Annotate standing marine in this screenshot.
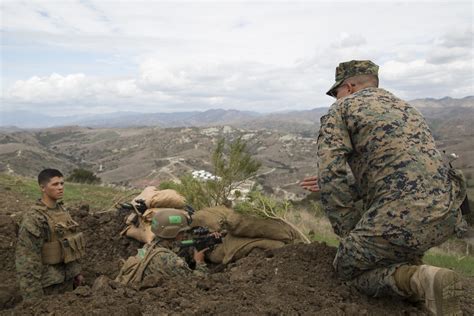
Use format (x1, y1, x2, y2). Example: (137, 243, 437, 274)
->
(302, 60, 467, 315)
(15, 168, 85, 301)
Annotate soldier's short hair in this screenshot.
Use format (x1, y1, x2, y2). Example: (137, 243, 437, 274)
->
(344, 74, 379, 87)
(38, 168, 63, 185)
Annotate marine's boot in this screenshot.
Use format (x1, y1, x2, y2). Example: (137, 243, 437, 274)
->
(394, 265, 463, 315)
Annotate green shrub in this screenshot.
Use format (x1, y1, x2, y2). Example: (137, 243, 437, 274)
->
(160, 137, 260, 209)
(67, 168, 101, 184)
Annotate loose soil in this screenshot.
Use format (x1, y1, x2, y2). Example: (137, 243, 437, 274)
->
(0, 187, 473, 316)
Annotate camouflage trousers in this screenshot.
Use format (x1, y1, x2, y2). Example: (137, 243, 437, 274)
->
(43, 280, 74, 296)
(333, 205, 461, 298)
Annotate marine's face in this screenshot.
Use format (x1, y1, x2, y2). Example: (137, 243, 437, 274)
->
(41, 176, 65, 201)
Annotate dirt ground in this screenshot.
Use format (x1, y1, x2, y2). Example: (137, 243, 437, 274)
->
(0, 187, 473, 316)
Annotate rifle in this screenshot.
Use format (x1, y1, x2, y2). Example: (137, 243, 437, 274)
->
(177, 231, 223, 269)
(116, 200, 197, 225)
(116, 199, 148, 226)
(180, 234, 223, 251)
(117, 199, 147, 214)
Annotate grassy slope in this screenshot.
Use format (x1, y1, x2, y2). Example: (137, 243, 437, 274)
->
(310, 230, 474, 277)
(0, 172, 137, 212)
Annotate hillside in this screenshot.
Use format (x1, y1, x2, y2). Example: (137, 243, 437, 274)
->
(0, 126, 320, 200)
(0, 96, 473, 199)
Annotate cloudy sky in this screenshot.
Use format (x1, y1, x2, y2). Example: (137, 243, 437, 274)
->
(1, 0, 473, 116)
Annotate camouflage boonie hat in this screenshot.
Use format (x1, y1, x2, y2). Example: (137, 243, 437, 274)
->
(326, 60, 379, 97)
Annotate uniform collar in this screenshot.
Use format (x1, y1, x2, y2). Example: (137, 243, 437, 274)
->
(36, 199, 63, 210)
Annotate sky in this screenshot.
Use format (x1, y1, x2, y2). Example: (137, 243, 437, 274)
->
(1, 0, 473, 116)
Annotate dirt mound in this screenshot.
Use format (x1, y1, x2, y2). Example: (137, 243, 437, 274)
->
(1, 206, 473, 315)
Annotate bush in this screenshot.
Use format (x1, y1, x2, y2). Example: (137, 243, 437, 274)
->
(67, 168, 101, 184)
(160, 137, 261, 209)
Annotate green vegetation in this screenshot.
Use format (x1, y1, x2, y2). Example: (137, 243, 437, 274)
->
(423, 252, 474, 277)
(309, 233, 474, 276)
(0, 172, 132, 211)
(160, 137, 261, 209)
(234, 191, 310, 243)
(310, 233, 340, 248)
(67, 168, 101, 184)
(160, 174, 214, 211)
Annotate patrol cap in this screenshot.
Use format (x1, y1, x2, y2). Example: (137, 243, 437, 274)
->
(326, 60, 379, 97)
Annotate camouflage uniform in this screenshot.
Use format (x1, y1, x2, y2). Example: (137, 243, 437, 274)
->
(317, 86, 466, 297)
(141, 240, 208, 279)
(15, 200, 81, 300)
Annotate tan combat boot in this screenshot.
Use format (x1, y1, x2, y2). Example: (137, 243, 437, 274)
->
(408, 265, 463, 315)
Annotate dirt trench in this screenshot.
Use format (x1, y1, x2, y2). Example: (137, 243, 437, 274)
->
(0, 199, 473, 315)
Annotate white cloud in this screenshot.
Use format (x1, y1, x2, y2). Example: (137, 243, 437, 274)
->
(1, 1, 473, 115)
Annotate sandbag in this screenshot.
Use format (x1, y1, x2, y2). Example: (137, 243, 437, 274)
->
(132, 186, 160, 208)
(122, 225, 155, 244)
(150, 189, 186, 209)
(133, 187, 186, 209)
(191, 206, 235, 232)
(121, 208, 160, 244)
(207, 243, 225, 264)
(224, 213, 299, 243)
(221, 234, 285, 264)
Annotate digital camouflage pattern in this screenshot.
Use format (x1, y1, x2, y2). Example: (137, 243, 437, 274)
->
(326, 60, 379, 96)
(15, 201, 81, 300)
(317, 87, 467, 297)
(140, 241, 208, 279)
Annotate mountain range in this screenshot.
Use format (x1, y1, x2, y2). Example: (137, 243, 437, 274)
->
(2, 96, 472, 130)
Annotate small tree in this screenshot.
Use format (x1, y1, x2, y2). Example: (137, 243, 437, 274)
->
(208, 137, 261, 206)
(160, 137, 261, 209)
(67, 168, 101, 184)
(160, 174, 213, 210)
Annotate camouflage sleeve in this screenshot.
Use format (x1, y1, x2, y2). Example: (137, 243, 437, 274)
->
(347, 168, 361, 202)
(146, 252, 208, 278)
(317, 105, 359, 237)
(65, 260, 82, 280)
(193, 262, 209, 277)
(15, 211, 47, 300)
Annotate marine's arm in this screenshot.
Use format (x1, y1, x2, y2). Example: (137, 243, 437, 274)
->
(15, 211, 47, 300)
(147, 251, 208, 278)
(317, 106, 359, 237)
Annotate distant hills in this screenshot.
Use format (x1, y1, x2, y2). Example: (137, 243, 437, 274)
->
(0, 95, 472, 198)
(1, 96, 472, 130)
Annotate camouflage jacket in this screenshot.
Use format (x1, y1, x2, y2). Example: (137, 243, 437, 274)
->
(317, 87, 466, 239)
(141, 240, 208, 280)
(15, 200, 81, 300)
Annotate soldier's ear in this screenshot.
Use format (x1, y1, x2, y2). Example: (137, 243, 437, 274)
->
(347, 83, 356, 95)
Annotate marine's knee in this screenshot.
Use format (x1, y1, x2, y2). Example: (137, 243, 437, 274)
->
(333, 242, 362, 281)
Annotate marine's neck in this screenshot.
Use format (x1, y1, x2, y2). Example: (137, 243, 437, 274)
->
(41, 195, 57, 209)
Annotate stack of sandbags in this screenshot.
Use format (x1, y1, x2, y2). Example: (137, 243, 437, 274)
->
(190, 206, 234, 232)
(121, 187, 187, 244)
(192, 206, 301, 264)
(132, 187, 186, 209)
